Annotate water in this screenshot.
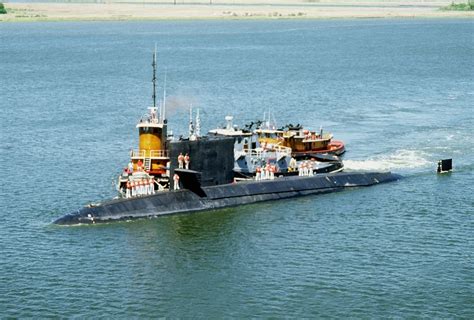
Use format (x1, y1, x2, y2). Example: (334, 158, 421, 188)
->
(1, 19, 473, 317)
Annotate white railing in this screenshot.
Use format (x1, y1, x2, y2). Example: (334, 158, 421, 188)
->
(130, 150, 145, 158)
(240, 148, 264, 158)
(239, 145, 292, 158)
(273, 145, 292, 156)
(130, 149, 169, 159)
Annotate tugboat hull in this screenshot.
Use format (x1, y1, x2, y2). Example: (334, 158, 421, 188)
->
(292, 140, 346, 159)
(54, 171, 400, 225)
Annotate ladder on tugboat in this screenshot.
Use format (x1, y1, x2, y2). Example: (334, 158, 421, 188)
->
(144, 158, 151, 171)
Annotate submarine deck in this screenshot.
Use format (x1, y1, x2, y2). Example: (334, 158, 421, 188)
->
(54, 171, 400, 225)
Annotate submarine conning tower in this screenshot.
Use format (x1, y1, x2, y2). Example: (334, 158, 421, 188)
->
(169, 136, 235, 188)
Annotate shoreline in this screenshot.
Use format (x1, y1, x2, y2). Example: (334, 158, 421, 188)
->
(1, 2, 473, 22)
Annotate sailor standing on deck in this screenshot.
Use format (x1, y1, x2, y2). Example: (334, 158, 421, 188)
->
(126, 181, 131, 198)
(178, 153, 184, 169)
(184, 153, 190, 169)
(301, 162, 307, 176)
(289, 157, 297, 172)
(255, 166, 261, 181)
(165, 161, 171, 177)
(146, 178, 150, 195)
(149, 178, 155, 194)
(128, 161, 134, 174)
(173, 173, 180, 190)
(137, 180, 142, 196)
(270, 165, 275, 180)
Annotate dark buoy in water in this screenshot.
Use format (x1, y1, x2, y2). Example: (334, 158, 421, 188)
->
(437, 159, 452, 173)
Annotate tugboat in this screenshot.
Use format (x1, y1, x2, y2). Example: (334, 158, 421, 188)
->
(116, 50, 170, 197)
(53, 52, 400, 225)
(209, 115, 343, 180)
(254, 111, 345, 158)
(116, 106, 170, 197)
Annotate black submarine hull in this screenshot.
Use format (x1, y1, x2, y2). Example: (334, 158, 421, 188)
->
(54, 171, 400, 225)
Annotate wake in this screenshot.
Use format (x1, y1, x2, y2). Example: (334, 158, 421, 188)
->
(343, 149, 432, 173)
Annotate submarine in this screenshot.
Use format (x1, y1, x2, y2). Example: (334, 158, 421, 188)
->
(53, 52, 401, 225)
(54, 171, 400, 225)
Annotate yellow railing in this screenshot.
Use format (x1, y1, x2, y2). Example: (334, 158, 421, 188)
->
(150, 150, 168, 158)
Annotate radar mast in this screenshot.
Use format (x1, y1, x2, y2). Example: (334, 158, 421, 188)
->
(152, 44, 157, 109)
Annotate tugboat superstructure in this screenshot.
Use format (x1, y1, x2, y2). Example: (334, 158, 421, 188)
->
(254, 112, 345, 158)
(117, 49, 170, 196)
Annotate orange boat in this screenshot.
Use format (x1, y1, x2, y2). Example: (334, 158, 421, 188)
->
(255, 122, 345, 159)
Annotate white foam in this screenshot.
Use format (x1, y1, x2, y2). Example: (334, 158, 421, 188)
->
(343, 149, 432, 172)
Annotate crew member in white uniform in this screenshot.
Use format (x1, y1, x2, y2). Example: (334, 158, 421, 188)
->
(137, 180, 142, 196)
(173, 173, 180, 190)
(145, 179, 150, 195)
(149, 178, 155, 194)
(178, 153, 184, 169)
(184, 153, 190, 169)
(255, 166, 261, 181)
(269, 165, 275, 180)
(126, 181, 131, 198)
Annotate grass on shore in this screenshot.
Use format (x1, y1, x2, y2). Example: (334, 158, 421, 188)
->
(0, 3, 7, 14)
(442, 0, 474, 10)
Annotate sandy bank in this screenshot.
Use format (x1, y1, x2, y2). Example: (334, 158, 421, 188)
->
(1, 2, 473, 22)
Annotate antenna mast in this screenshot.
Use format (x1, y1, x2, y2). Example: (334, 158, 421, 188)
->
(152, 45, 157, 109)
(195, 108, 201, 137)
(163, 70, 167, 122)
